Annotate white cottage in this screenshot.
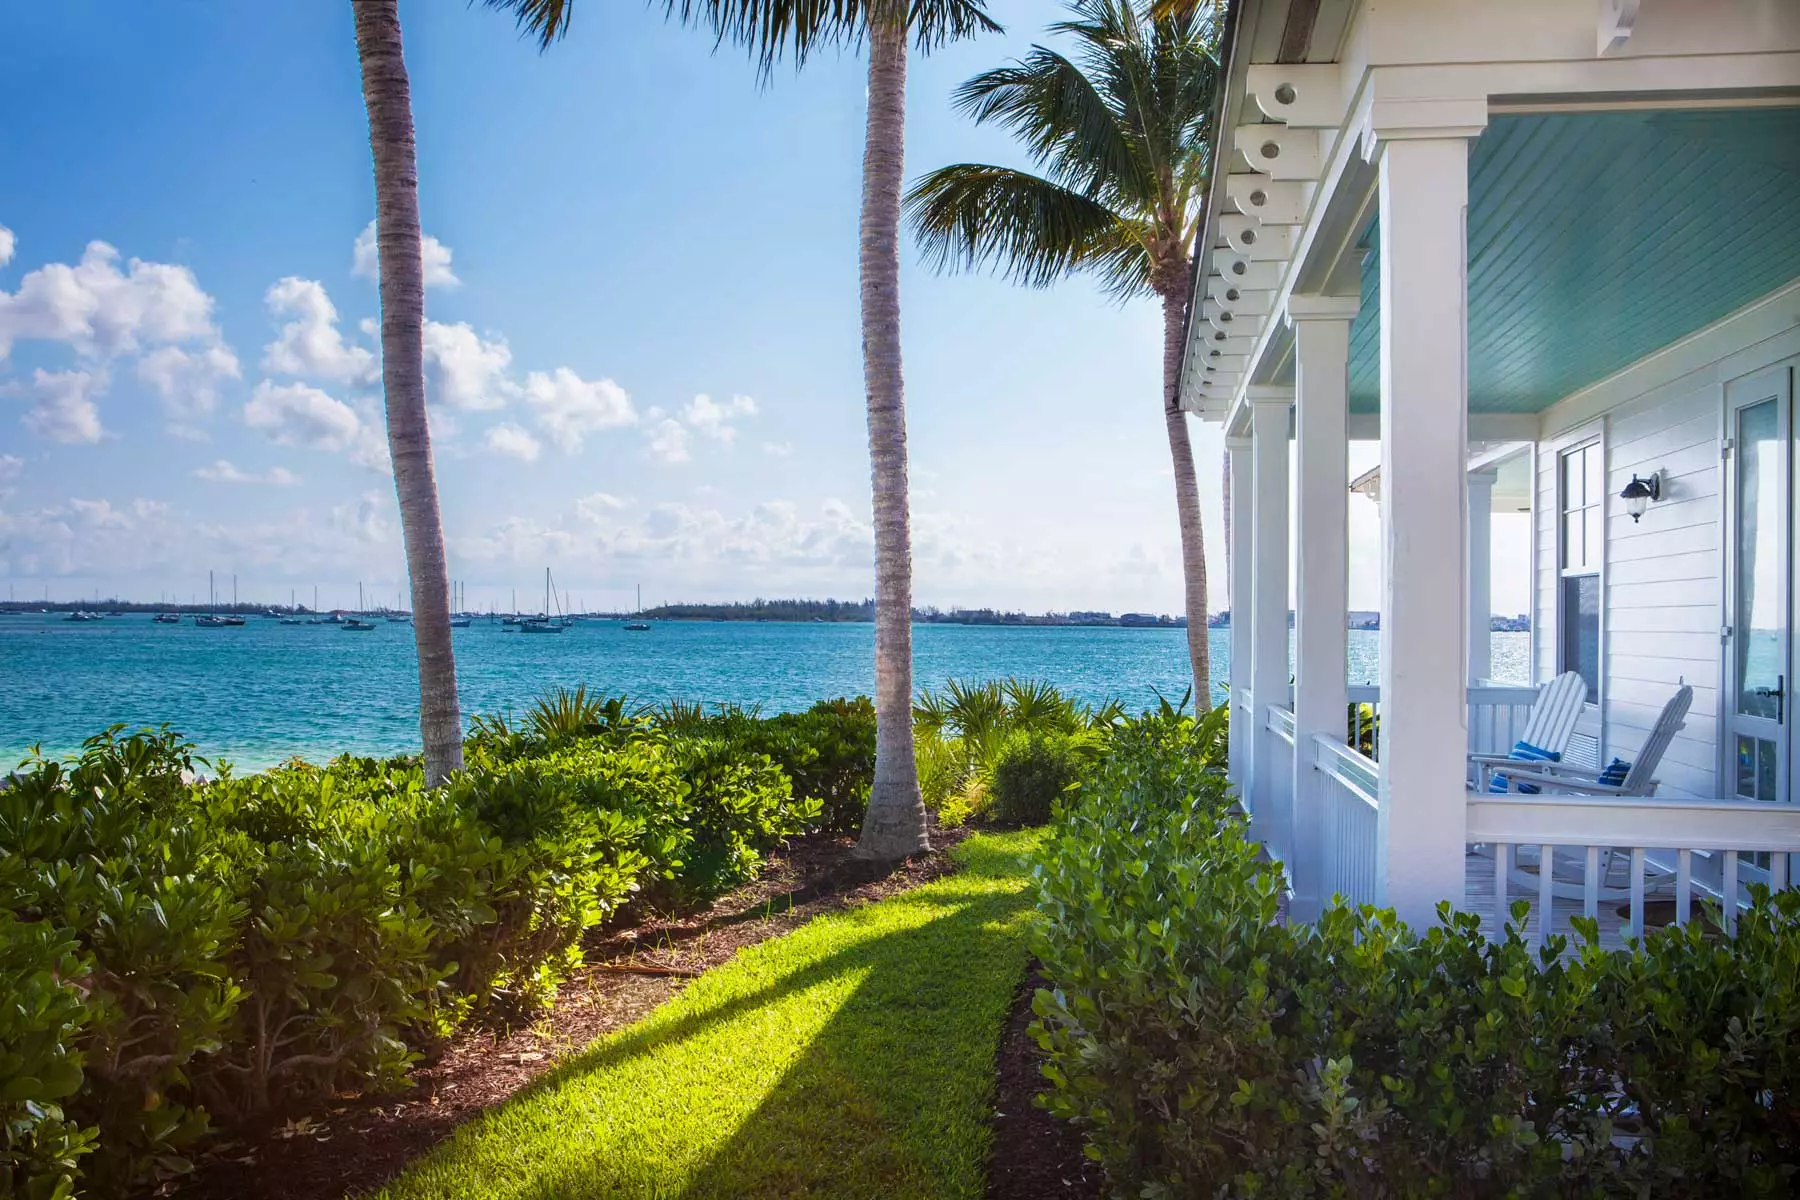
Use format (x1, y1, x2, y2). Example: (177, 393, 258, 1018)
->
(1185, 0, 1800, 941)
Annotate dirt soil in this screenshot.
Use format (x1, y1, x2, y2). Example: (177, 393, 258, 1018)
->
(164, 827, 971, 1200)
(985, 969, 1106, 1200)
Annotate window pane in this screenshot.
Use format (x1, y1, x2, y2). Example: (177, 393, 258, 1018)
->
(1563, 511, 1583, 571)
(1560, 574, 1601, 702)
(1585, 507, 1603, 567)
(1736, 398, 1783, 720)
(1563, 450, 1584, 511)
(1584, 444, 1603, 512)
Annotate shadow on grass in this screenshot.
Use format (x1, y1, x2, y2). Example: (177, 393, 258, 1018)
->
(380, 836, 1042, 1200)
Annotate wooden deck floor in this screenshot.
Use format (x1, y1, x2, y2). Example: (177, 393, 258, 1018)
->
(1461, 846, 1658, 952)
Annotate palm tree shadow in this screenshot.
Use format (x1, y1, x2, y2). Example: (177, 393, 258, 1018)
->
(669, 881, 1037, 1200)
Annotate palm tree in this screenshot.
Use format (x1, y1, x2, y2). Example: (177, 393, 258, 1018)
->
(353, 0, 463, 784)
(905, 0, 1222, 697)
(487, 0, 998, 860)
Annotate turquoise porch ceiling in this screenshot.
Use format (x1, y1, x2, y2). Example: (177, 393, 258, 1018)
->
(1346, 107, 1800, 414)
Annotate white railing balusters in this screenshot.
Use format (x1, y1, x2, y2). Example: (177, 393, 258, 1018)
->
(1724, 850, 1739, 934)
(1584, 846, 1601, 921)
(1675, 849, 1692, 928)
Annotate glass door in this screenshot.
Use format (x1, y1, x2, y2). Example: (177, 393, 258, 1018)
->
(1726, 375, 1789, 808)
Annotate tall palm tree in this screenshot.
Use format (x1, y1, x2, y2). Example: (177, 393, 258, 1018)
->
(353, 0, 462, 784)
(488, 0, 998, 860)
(906, 0, 1221, 697)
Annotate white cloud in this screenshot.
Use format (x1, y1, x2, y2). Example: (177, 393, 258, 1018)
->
(483, 422, 541, 463)
(575, 492, 628, 522)
(0, 240, 220, 360)
(523, 367, 635, 452)
(261, 277, 375, 384)
(681, 393, 757, 442)
(0, 454, 23, 480)
(21, 368, 107, 444)
(762, 441, 794, 456)
(243, 380, 362, 452)
(194, 459, 301, 485)
(352, 221, 459, 289)
(136, 343, 241, 420)
(645, 417, 691, 464)
(424, 320, 513, 410)
(0, 225, 14, 269)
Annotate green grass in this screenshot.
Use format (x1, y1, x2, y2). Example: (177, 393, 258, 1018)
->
(373, 829, 1048, 1200)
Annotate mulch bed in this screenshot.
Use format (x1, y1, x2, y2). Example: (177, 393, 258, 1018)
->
(986, 968, 1105, 1200)
(164, 826, 971, 1200)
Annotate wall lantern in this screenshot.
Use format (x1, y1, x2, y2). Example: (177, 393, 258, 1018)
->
(1620, 472, 1661, 522)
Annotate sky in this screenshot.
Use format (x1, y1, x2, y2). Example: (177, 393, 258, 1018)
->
(0, 0, 1526, 617)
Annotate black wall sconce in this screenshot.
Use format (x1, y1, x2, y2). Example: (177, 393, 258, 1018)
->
(1620, 472, 1661, 523)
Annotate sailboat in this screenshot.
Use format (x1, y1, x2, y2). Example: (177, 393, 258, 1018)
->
(624, 584, 650, 631)
(280, 588, 303, 624)
(449, 580, 471, 627)
(195, 571, 244, 627)
(519, 568, 565, 634)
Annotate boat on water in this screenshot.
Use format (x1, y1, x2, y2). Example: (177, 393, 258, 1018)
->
(623, 584, 651, 631)
(517, 568, 569, 634)
(152, 612, 181, 624)
(386, 615, 411, 623)
(342, 618, 377, 631)
(280, 617, 304, 625)
(449, 617, 471, 628)
(64, 611, 103, 623)
(195, 571, 245, 627)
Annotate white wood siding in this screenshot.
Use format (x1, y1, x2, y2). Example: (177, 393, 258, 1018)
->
(1534, 280, 1800, 800)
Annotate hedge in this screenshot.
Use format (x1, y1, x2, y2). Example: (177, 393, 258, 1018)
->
(0, 692, 871, 1199)
(1030, 705, 1800, 1198)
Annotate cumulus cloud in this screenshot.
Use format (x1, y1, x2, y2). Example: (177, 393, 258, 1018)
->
(243, 380, 362, 452)
(681, 393, 757, 442)
(575, 492, 628, 522)
(0, 225, 14, 268)
(136, 343, 241, 420)
(523, 367, 635, 452)
(194, 459, 301, 485)
(425, 320, 513, 410)
(0, 240, 219, 361)
(21, 368, 107, 444)
(762, 441, 794, 456)
(483, 422, 541, 463)
(352, 221, 459, 289)
(261, 277, 376, 384)
(645, 417, 691, 464)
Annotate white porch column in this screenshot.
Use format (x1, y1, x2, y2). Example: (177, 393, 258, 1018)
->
(1227, 436, 1255, 802)
(1287, 295, 1358, 920)
(1467, 469, 1497, 684)
(1249, 390, 1293, 860)
(1373, 123, 1483, 927)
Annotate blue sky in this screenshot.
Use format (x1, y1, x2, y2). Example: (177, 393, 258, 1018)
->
(0, 0, 1522, 616)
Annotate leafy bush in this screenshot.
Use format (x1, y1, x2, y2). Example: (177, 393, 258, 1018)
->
(0, 916, 95, 1200)
(987, 732, 1096, 827)
(1031, 704, 1800, 1198)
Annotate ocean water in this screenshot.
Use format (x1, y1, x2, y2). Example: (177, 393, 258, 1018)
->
(0, 613, 1529, 769)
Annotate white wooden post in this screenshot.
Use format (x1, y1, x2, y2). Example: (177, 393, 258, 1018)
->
(1373, 122, 1483, 927)
(1288, 295, 1358, 921)
(1250, 389, 1293, 861)
(1227, 436, 1255, 804)
(1467, 469, 1496, 684)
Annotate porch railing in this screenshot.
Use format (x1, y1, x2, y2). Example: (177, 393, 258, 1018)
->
(1264, 703, 1296, 865)
(1467, 794, 1800, 945)
(1341, 683, 1540, 761)
(1314, 733, 1380, 907)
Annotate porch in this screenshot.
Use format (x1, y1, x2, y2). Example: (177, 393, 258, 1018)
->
(1188, 2, 1800, 938)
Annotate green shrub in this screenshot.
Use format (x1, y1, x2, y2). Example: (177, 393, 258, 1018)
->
(987, 732, 1095, 827)
(0, 916, 95, 1200)
(1031, 704, 1800, 1198)
(663, 737, 816, 902)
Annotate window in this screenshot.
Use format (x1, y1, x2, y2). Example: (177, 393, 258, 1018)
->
(1559, 440, 1604, 701)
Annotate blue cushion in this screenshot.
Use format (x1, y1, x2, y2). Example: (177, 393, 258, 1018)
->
(1598, 757, 1631, 787)
(1488, 740, 1562, 794)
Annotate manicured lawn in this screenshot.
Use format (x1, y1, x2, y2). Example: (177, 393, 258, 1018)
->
(372, 830, 1047, 1200)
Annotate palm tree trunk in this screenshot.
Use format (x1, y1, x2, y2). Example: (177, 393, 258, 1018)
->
(1162, 291, 1211, 702)
(854, 17, 928, 861)
(353, 0, 464, 785)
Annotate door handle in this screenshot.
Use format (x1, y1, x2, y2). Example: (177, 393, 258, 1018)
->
(1755, 674, 1785, 723)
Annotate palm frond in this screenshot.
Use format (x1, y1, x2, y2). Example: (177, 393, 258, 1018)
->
(906, 163, 1152, 298)
(952, 48, 1149, 200)
(481, 0, 576, 50)
(665, 0, 998, 71)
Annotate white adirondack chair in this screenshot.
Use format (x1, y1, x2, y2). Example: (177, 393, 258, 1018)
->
(1469, 671, 1589, 791)
(1497, 685, 1694, 901)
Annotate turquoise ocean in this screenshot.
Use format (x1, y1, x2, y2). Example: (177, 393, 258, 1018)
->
(0, 613, 1529, 770)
